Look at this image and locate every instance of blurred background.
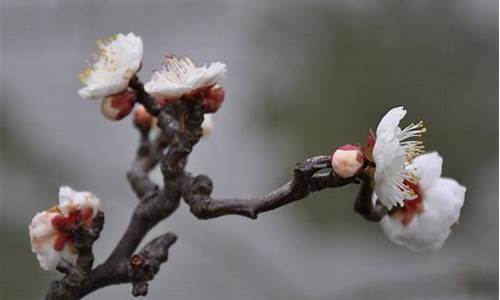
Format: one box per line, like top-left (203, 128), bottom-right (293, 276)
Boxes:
top-left (1, 0), bottom-right (498, 299)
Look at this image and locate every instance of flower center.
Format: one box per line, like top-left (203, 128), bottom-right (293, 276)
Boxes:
top-left (389, 180), bottom-right (424, 226)
top-left (50, 208), bottom-right (94, 251)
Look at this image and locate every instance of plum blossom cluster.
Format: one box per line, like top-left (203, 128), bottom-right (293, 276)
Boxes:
top-left (330, 107), bottom-right (466, 251)
top-left (29, 187), bottom-right (102, 270)
top-left (78, 32), bottom-right (226, 133)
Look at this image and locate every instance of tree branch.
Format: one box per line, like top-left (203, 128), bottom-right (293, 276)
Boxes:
top-left (353, 172), bottom-right (388, 222)
top-left (45, 76), bottom-right (378, 299)
top-left (182, 156), bottom-right (355, 219)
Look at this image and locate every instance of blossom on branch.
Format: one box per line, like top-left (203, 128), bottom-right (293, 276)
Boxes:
top-left (372, 106), bottom-right (426, 209)
top-left (78, 33), bottom-right (143, 100)
top-left (377, 152), bottom-right (466, 251)
top-left (144, 56), bottom-right (226, 104)
top-left (29, 187), bottom-right (102, 271)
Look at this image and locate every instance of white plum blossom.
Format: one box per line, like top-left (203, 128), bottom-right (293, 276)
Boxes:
top-left (378, 152), bottom-right (466, 252)
top-left (144, 56), bottom-right (226, 101)
top-left (201, 114), bottom-right (215, 137)
top-left (373, 106), bottom-right (426, 209)
top-left (78, 32), bottom-right (143, 100)
top-left (29, 186), bottom-right (102, 271)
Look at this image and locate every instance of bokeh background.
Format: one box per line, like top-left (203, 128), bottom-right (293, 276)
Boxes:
top-left (1, 0), bottom-right (498, 299)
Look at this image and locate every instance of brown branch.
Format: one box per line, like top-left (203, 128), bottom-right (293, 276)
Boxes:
top-left (45, 76), bottom-right (381, 299)
top-left (353, 172), bottom-right (388, 222)
top-left (182, 156), bottom-right (355, 219)
top-left (129, 75), bottom-right (162, 116)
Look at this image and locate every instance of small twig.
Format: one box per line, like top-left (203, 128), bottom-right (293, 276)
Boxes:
top-left (129, 233), bottom-right (178, 296)
top-left (182, 156), bottom-right (354, 219)
top-left (129, 75), bottom-right (162, 116)
top-left (353, 172), bottom-right (388, 222)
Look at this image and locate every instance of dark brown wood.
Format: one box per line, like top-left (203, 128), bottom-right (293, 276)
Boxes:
top-left (45, 77), bottom-right (385, 299)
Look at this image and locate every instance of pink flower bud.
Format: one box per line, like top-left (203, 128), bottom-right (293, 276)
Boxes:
top-left (202, 85), bottom-right (225, 113)
top-left (331, 144), bottom-right (365, 178)
top-left (133, 105), bottom-right (153, 131)
top-left (101, 90), bottom-right (135, 121)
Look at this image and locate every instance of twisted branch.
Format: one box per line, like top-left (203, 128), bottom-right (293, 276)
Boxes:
top-left (45, 77), bottom-right (386, 299)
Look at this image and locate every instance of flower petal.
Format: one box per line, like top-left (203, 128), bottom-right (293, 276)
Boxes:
top-left (376, 106), bottom-right (406, 137)
top-left (79, 32), bottom-right (143, 100)
top-left (412, 152), bottom-right (443, 190)
top-left (380, 166), bottom-right (466, 252)
top-left (29, 211), bottom-right (60, 270)
top-left (58, 186), bottom-right (102, 217)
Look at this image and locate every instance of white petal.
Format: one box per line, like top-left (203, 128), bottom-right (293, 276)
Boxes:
top-left (29, 211), bottom-right (60, 271)
top-left (376, 106), bottom-right (406, 137)
top-left (58, 186), bottom-right (74, 207)
top-left (58, 186), bottom-right (102, 216)
top-left (412, 151), bottom-right (443, 190)
top-left (192, 62), bottom-right (227, 89)
top-left (372, 106), bottom-right (425, 208)
top-left (34, 238), bottom-right (63, 271)
top-left (144, 72), bottom-right (192, 99)
top-left (79, 32), bottom-right (143, 99)
top-left (423, 177), bottom-right (466, 230)
top-left (144, 58), bottom-right (226, 99)
top-left (380, 165), bottom-right (466, 252)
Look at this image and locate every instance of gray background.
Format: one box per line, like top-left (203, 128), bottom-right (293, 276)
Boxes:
top-left (1, 0), bottom-right (498, 299)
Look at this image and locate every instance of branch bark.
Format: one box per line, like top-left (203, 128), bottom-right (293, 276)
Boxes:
top-left (45, 77), bottom-right (383, 299)
top-left (182, 156), bottom-right (354, 219)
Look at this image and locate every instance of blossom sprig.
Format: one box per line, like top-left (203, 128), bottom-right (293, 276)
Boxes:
top-left (330, 106), bottom-right (466, 252)
top-left (29, 186), bottom-right (103, 271)
top-left (378, 152), bottom-right (466, 251)
top-left (78, 33), bottom-right (227, 123)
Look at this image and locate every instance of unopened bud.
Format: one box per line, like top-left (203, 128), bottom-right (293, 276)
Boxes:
top-left (202, 85), bottom-right (225, 113)
top-left (133, 105), bottom-right (153, 131)
top-left (331, 144), bottom-right (365, 178)
top-left (101, 90), bottom-right (134, 121)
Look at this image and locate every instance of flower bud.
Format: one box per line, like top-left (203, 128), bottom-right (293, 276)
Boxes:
top-left (331, 144), bottom-right (365, 178)
top-left (133, 105), bottom-right (153, 131)
top-left (202, 85), bottom-right (225, 113)
top-left (101, 90), bottom-right (134, 121)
